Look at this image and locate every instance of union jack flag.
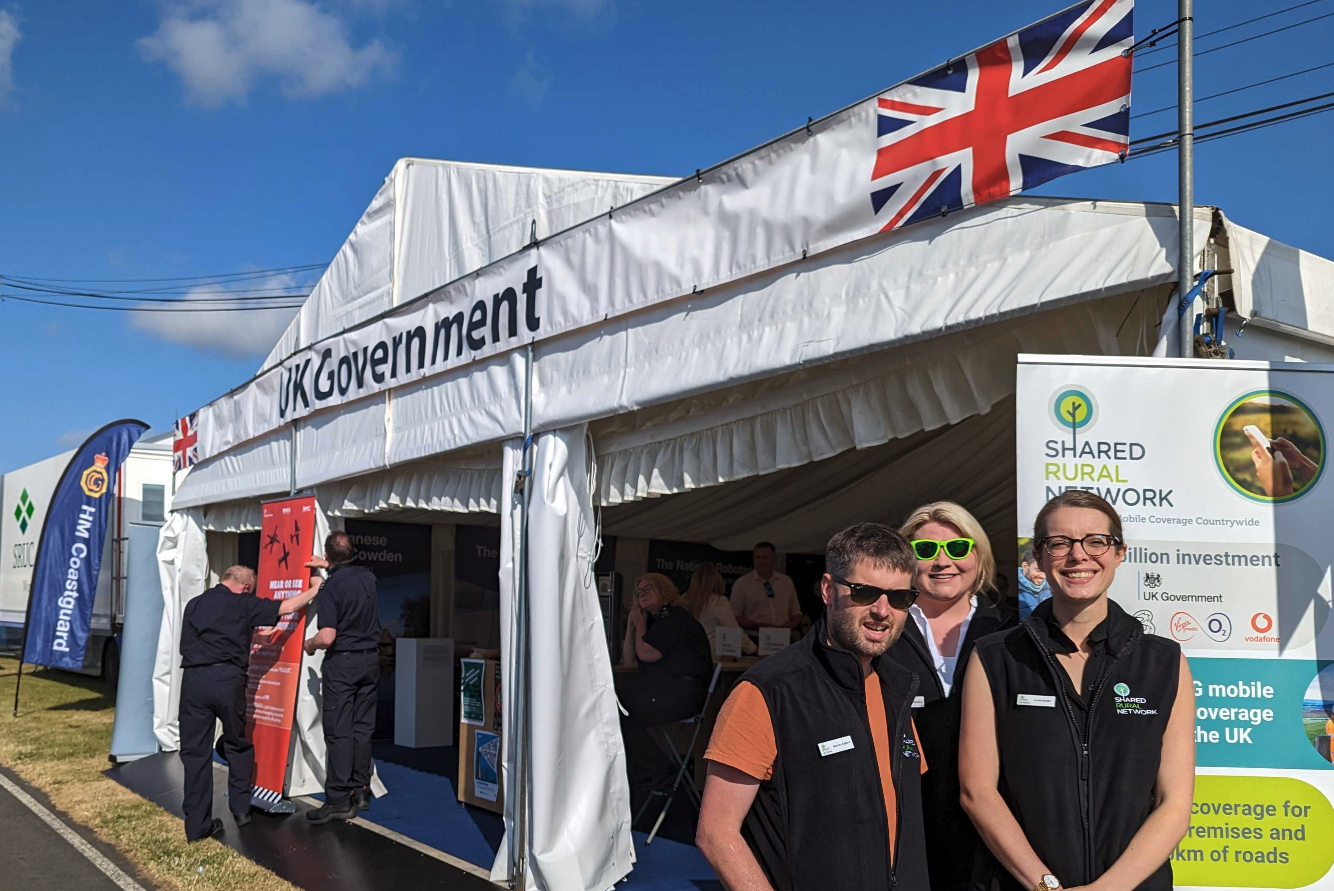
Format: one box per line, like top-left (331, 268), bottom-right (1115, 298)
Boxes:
top-left (870, 0), bottom-right (1133, 232)
top-left (173, 411), bottom-right (199, 473)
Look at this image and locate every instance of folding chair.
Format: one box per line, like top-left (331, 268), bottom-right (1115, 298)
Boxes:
top-left (633, 661), bottom-right (725, 845)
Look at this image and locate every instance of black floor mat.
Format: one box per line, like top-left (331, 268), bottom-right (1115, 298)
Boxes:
top-left (106, 752), bottom-right (496, 891)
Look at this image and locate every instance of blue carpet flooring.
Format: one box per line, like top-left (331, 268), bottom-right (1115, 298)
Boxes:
top-left (368, 743), bottom-right (720, 890)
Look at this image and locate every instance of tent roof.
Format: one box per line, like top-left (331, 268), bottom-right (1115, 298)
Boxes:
top-left (261, 158), bottom-right (678, 372)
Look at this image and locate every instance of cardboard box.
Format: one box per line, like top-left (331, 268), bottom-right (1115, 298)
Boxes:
top-left (457, 656), bottom-right (503, 812)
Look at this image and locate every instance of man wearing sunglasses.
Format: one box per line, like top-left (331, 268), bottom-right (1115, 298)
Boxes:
top-left (698, 523), bottom-right (930, 891)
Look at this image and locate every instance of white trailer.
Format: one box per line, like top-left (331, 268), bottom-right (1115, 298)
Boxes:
top-left (1, 431), bottom-right (173, 681)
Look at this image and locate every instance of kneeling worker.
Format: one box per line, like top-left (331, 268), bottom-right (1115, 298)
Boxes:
top-left (179, 565), bottom-right (320, 842)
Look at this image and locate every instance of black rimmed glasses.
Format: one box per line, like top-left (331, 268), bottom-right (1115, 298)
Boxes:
top-left (1036, 534), bottom-right (1121, 558)
top-left (827, 574), bottom-right (918, 609)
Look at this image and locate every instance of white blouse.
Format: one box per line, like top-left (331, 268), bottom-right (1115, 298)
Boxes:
top-left (696, 594), bottom-right (757, 655)
top-left (908, 595), bottom-right (977, 696)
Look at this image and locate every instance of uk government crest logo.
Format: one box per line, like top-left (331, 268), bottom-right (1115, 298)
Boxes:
top-left (79, 453), bottom-right (111, 498)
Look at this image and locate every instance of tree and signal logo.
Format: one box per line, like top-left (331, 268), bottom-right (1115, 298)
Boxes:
top-left (1050, 387), bottom-right (1097, 447)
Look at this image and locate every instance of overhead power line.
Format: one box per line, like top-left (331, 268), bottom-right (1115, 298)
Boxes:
top-left (1139, 10), bottom-right (1334, 74)
top-left (1129, 99), bottom-right (1334, 161)
top-left (0, 263), bottom-right (326, 284)
top-left (1136, 0), bottom-right (1330, 58)
top-left (1132, 60), bottom-right (1334, 119)
top-left (0, 293), bottom-right (307, 312)
top-left (0, 278), bottom-right (312, 303)
top-left (1131, 89), bottom-right (1334, 145)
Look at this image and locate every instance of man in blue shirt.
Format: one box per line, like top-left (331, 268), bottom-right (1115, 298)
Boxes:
top-left (1016, 548), bottom-right (1051, 618)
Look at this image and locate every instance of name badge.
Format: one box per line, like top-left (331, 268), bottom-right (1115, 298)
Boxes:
top-left (911, 696), bottom-right (925, 708)
top-left (818, 736), bottom-right (855, 757)
top-left (1016, 694), bottom-right (1056, 708)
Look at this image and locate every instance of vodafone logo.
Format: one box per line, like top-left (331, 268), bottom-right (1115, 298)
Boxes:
top-left (1250, 612), bottom-right (1274, 634)
top-left (1170, 611), bottom-right (1201, 642)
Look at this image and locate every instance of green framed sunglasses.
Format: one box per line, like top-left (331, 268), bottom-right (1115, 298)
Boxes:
top-left (910, 538), bottom-right (976, 561)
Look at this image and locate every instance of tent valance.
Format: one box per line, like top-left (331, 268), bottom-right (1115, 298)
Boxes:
top-left (593, 289), bottom-right (1165, 508)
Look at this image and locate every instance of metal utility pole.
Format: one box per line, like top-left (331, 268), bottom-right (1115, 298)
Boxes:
top-left (1177, 0), bottom-right (1195, 359)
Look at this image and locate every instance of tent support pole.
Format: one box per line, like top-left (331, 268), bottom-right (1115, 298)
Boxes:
top-left (514, 342), bottom-right (535, 890)
top-left (289, 420), bottom-right (298, 496)
top-left (1177, 0), bottom-right (1195, 359)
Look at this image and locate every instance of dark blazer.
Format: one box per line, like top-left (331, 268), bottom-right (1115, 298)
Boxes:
top-left (887, 593), bottom-right (1016, 891)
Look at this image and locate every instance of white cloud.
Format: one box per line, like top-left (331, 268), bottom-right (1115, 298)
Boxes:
top-left (57, 429), bottom-right (93, 448)
top-left (503, 0), bottom-right (612, 19)
top-left (0, 8), bottom-right (21, 107)
top-left (131, 274), bottom-right (303, 357)
top-left (510, 50), bottom-right (550, 103)
top-left (138, 0), bottom-right (398, 106)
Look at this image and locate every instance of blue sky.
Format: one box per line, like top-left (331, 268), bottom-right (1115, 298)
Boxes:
top-left (1, 0), bottom-right (1331, 471)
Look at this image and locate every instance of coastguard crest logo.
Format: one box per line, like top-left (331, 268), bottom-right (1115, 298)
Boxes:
top-left (79, 453), bottom-right (111, 498)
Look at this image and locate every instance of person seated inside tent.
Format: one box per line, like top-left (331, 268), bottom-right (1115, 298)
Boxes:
top-left (684, 562), bottom-right (756, 657)
top-left (620, 572), bottom-right (713, 818)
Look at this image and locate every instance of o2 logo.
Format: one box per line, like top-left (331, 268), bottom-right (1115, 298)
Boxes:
top-left (1204, 613), bottom-right (1232, 643)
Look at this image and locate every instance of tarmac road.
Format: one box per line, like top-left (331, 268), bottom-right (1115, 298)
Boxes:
top-left (0, 767), bottom-right (147, 891)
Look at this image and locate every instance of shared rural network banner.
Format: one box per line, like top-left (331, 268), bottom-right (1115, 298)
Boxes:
top-left (23, 420), bottom-right (147, 669)
top-left (248, 495), bottom-right (316, 804)
top-left (1017, 355), bottom-right (1334, 889)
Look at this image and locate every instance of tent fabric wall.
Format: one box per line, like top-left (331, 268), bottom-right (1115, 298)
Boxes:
top-left (593, 289), bottom-right (1164, 508)
top-left (192, 200), bottom-right (1213, 469)
top-left (493, 428), bottom-right (634, 891)
top-left (318, 456), bottom-right (501, 517)
top-left (172, 429), bottom-right (290, 510)
top-left (1222, 212), bottom-right (1334, 342)
top-left (153, 508), bottom-right (208, 750)
top-left (262, 160), bottom-right (676, 374)
top-left (602, 401), bottom-right (1020, 554)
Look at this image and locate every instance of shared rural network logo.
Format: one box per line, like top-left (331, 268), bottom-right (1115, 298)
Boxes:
top-left (13, 489), bottom-right (35, 534)
top-left (79, 453), bottom-right (111, 498)
top-left (1050, 386), bottom-right (1098, 446)
top-left (1113, 681), bottom-right (1157, 716)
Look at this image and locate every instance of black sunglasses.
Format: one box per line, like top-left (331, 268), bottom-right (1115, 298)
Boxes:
top-left (828, 574), bottom-right (918, 609)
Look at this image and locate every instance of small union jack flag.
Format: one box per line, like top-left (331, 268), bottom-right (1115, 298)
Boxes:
top-left (870, 0), bottom-right (1133, 232)
top-left (173, 411), bottom-right (199, 473)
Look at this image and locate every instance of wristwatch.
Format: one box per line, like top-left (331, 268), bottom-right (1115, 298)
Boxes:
top-left (1034, 875), bottom-right (1060, 891)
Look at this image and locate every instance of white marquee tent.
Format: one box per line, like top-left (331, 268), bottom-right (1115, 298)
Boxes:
top-left (153, 134), bottom-right (1334, 891)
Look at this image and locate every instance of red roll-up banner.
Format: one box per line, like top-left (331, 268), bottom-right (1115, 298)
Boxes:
top-left (248, 495), bottom-right (317, 805)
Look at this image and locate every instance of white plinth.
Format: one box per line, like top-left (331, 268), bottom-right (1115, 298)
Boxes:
top-left (394, 638), bottom-right (455, 748)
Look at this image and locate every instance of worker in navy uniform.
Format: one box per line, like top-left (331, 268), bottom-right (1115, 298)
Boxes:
top-left (303, 531), bottom-right (382, 823)
top-left (178, 565), bottom-right (320, 842)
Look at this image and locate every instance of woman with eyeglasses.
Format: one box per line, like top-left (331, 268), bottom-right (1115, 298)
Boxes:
top-left (620, 572), bottom-right (713, 819)
top-left (959, 491), bottom-right (1195, 891)
top-left (887, 501), bottom-right (1015, 891)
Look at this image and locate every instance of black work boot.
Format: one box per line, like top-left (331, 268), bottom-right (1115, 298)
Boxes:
top-left (352, 787), bottom-right (370, 812)
top-left (305, 800), bottom-right (356, 824)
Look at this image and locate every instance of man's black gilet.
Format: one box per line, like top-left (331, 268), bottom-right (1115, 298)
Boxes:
top-left (973, 599), bottom-right (1181, 890)
top-left (738, 620), bottom-right (930, 891)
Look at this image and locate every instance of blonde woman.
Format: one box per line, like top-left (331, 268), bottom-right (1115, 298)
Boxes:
top-left (620, 573), bottom-right (713, 819)
top-left (888, 501), bottom-right (1015, 891)
top-left (684, 563), bottom-right (757, 656)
